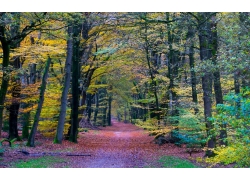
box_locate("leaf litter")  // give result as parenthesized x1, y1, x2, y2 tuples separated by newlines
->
(0, 119, 204, 168)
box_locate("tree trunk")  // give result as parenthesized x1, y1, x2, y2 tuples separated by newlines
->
(22, 63, 37, 139)
(21, 111, 30, 139)
(30, 64, 37, 84)
(93, 91, 99, 126)
(143, 13, 160, 126)
(187, 25, 199, 114)
(69, 24, 81, 143)
(107, 94, 112, 126)
(79, 68, 96, 116)
(198, 12, 216, 157)
(9, 23, 21, 140)
(102, 106, 107, 127)
(86, 93, 93, 123)
(27, 56, 51, 147)
(8, 103, 20, 140)
(210, 17, 227, 146)
(8, 79, 21, 140)
(0, 40, 10, 137)
(54, 26, 73, 144)
(166, 13, 179, 132)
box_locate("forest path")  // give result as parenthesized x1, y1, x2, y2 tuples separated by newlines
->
(69, 119, 152, 168)
(66, 119, 202, 168)
(0, 119, 203, 168)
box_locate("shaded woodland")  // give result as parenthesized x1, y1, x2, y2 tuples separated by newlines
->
(0, 12, 249, 167)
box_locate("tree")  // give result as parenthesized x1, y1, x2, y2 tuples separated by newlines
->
(197, 12, 217, 156)
(54, 25, 73, 144)
(140, 12, 160, 126)
(27, 56, 51, 147)
(187, 25, 198, 114)
(69, 21, 81, 143)
(0, 12, 49, 137)
(209, 13, 226, 146)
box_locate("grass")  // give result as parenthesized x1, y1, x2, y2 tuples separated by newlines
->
(11, 156, 66, 168)
(158, 156, 198, 168)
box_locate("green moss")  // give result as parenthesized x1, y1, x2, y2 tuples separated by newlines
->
(158, 156, 198, 168)
(11, 156, 66, 168)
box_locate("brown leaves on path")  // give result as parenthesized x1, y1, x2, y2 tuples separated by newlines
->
(0, 119, 204, 168)
(67, 119, 204, 168)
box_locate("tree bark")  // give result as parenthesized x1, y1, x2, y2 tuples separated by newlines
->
(8, 79, 21, 140)
(0, 40, 10, 137)
(69, 24, 81, 143)
(27, 56, 51, 147)
(102, 106, 107, 127)
(198, 12, 216, 156)
(93, 91, 99, 126)
(187, 25, 199, 114)
(54, 26, 73, 144)
(166, 13, 179, 131)
(86, 93, 93, 123)
(107, 94, 112, 126)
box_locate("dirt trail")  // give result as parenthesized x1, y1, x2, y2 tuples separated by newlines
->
(66, 119, 202, 168)
(69, 119, 151, 168)
(1, 119, 203, 168)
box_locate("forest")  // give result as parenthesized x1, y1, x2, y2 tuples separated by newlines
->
(0, 12, 249, 168)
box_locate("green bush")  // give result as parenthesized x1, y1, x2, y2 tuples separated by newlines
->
(207, 87, 250, 167)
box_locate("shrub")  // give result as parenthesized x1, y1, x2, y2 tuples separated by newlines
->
(206, 87, 250, 167)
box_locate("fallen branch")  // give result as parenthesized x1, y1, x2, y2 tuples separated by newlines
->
(18, 150, 91, 157)
(66, 154, 91, 157)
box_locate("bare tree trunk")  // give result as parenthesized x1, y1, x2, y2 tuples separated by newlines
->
(27, 56, 51, 147)
(54, 26, 73, 144)
(107, 94, 112, 126)
(187, 25, 199, 114)
(69, 24, 81, 143)
(0, 41, 10, 137)
(8, 78, 21, 140)
(198, 12, 216, 157)
(93, 91, 99, 126)
(86, 93, 93, 123)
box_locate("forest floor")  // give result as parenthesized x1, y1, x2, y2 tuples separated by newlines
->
(0, 119, 206, 168)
